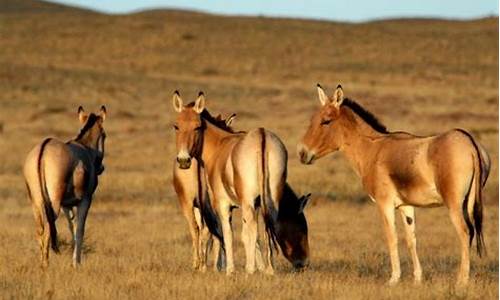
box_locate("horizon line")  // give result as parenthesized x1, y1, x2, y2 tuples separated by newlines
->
(44, 0, 499, 23)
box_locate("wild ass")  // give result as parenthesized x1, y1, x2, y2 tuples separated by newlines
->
(172, 114, 235, 271)
(297, 84, 490, 286)
(172, 91, 310, 275)
(23, 106, 107, 268)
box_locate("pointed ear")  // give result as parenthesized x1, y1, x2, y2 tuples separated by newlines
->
(225, 113, 236, 127)
(317, 83, 329, 106)
(99, 105, 107, 121)
(194, 91, 205, 114)
(78, 106, 88, 124)
(298, 193, 311, 214)
(332, 84, 344, 108)
(172, 90, 183, 112)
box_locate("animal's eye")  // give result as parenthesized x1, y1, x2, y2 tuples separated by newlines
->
(320, 119, 332, 126)
(173, 124, 179, 130)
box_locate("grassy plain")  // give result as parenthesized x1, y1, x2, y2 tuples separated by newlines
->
(0, 1, 498, 299)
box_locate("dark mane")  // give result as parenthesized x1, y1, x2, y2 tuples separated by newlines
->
(75, 113, 99, 140)
(186, 102, 241, 133)
(342, 98, 389, 134)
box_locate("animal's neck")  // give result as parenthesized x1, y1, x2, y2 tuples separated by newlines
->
(76, 133, 98, 150)
(200, 121, 233, 167)
(338, 110, 384, 177)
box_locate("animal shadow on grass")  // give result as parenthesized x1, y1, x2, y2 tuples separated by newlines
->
(312, 254, 498, 283)
(311, 252, 389, 280)
(424, 256, 499, 282)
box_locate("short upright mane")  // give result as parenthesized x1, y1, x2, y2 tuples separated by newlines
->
(185, 102, 240, 133)
(342, 98, 389, 134)
(75, 113, 99, 140)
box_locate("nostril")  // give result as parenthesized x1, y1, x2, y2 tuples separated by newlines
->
(300, 151, 309, 163)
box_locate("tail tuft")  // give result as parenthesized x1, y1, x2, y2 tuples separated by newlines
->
(45, 203, 59, 253)
(473, 199, 485, 257)
(456, 129, 487, 257)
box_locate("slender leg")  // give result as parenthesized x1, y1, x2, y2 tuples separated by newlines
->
(241, 204, 258, 274)
(31, 204, 48, 268)
(255, 240, 265, 271)
(63, 207, 76, 245)
(220, 207, 234, 275)
(202, 232, 213, 272)
(194, 207, 211, 272)
(398, 206, 422, 283)
(254, 213, 265, 271)
(73, 200, 90, 267)
(264, 231, 276, 275)
(215, 240, 227, 272)
(41, 219, 50, 268)
(379, 203, 400, 285)
(181, 203, 200, 270)
(212, 238, 221, 271)
(448, 207, 470, 286)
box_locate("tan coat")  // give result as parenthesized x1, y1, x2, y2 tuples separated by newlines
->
(172, 92, 309, 275)
(298, 84, 490, 286)
(23, 106, 107, 268)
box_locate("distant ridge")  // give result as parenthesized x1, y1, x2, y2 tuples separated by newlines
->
(0, 0, 496, 24)
(0, 0, 95, 14)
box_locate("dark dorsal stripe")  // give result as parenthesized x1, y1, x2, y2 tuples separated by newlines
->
(201, 109, 237, 133)
(185, 102, 241, 133)
(76, 113, 99, 140)
(342, 98, 389, 134)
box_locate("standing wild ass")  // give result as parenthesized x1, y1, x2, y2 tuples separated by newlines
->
(24, 106, 107, 268)
(172, 91, 310, 275)
(173, 114, 236, 271)
(297, 84, 490, 286)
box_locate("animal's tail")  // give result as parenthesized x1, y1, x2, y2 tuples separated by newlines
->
(258, 128, 278, 252)
(37, 138, 60, 254)
(196, 161, 224, 247)
(457, 129, 486, 257)
(199, 193, 224, 247)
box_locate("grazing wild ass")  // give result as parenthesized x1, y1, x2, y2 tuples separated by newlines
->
(172, 91, 310, 275)
(24, 106, 107, 268)
(297, 84, 490, 286)
(172, 114, 236, 271)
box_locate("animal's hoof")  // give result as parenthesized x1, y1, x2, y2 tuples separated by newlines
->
(387, 277, 400, 286)
(455, 279, 468, 290)
(72, 260, 81, 268)
(264, 267, 275, 275)
(454, 282, 468, 297)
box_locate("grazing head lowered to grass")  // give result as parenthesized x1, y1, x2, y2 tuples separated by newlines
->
(172, 91, 310, 275)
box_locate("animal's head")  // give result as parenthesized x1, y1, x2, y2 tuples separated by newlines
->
(172, 90, 237, 169)
(298, 84, 345, 164)
(276, 185, 310, 270)
(77, 105, 107, 175)
(172, 91, 206, 169)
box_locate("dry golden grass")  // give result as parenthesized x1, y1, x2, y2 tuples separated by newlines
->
(0, 1, 498, 299)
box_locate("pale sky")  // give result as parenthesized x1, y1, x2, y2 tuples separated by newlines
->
(47, 0, 498, 22)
